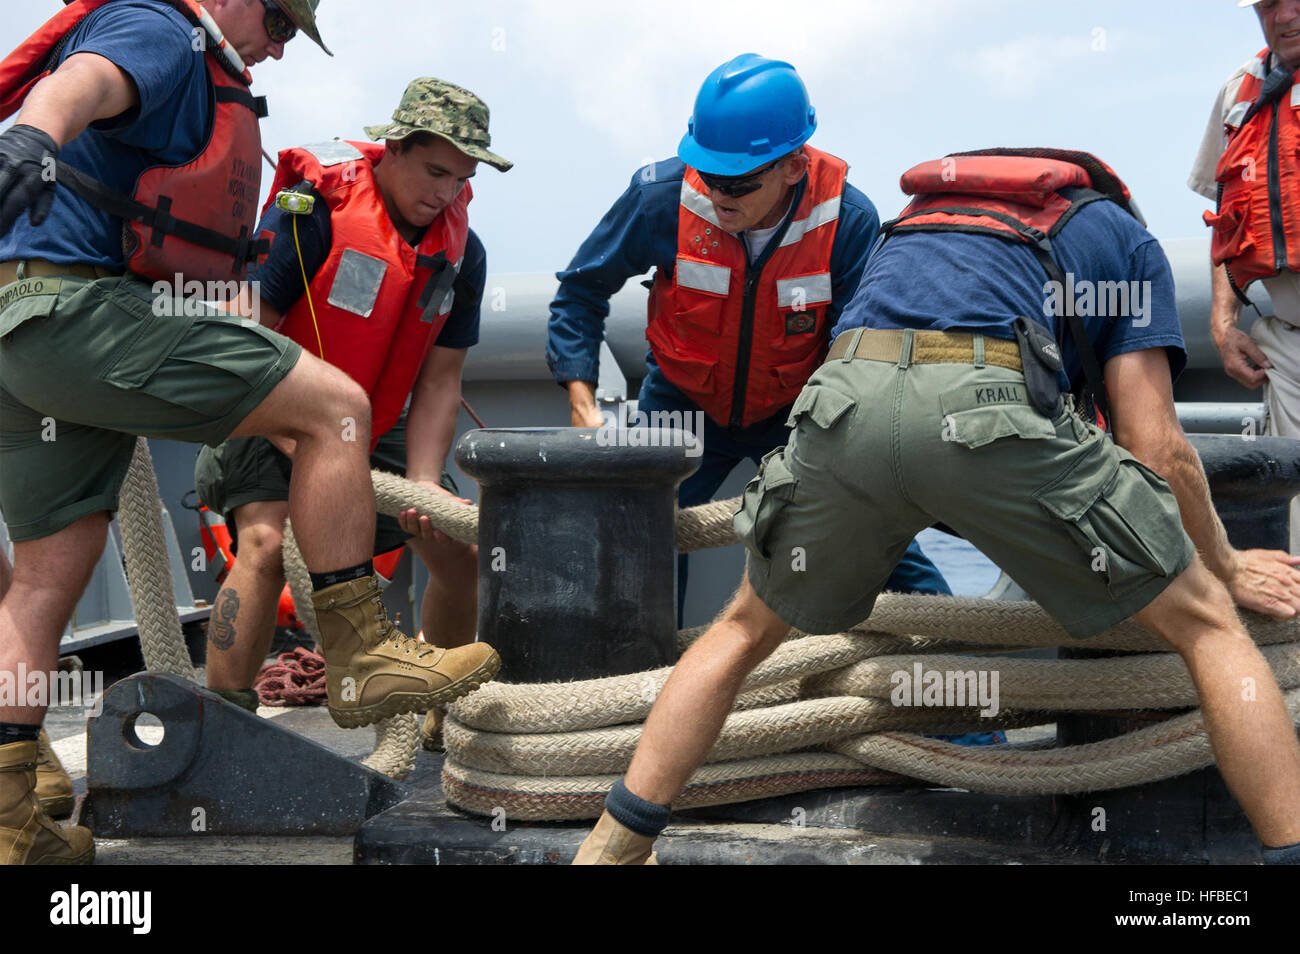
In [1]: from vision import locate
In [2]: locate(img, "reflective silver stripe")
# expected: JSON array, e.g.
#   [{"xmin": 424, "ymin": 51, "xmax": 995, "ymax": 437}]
[
  {"xmin": 302, "ymin": 141, "xmax": 365, "ymax": 167},
  {"xmin": 680, "ymin": 180, "xmax": 720, "ymax": 227},
  {"xmin": 776, "ymin": 273, "xmax": 832, "ymax": 309},
  {"xmin": 436, "ymin": 289, "xmax": 456, "ymax": 317},
  {"xmin": 676, "ymin": 257, "xmax": 731, "ymax": 296},
  {"xmin": 328, "ymin": 248, "xmax": 387, "ymax": 317},
  {"xmin": 1248, "ymin": 56, "xmax": 1267, "ymax": 80},
  {"xmin": 779, "ymin": 195, "xmax": 842, "ymax": 248},
  {"xmin": 1292, "ymin": 84, "xmax": 1300, "ymax": 109},
  {"xmin": 436, "ymin": 256, "xmax": 464, "ymax": 317},
  {"xmin": 1225, "ymin": 100, "xmax": 1251, "ymax": 129}
]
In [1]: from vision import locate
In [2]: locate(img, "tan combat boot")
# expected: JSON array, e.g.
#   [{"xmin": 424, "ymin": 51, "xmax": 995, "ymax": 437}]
[
  {"xmin": 0, "ymin": 740, "xmax": 94, "ymax": 865},
  {"xmin": 571, "ymin": 811, "xmax": 660, "ymax": 865},
  {"xmin": 312, "ymin": 575, "xmax": 500, "ymax": 728},
  {"xmin": 420, "ymin": 705, "xmax": 445, "ymax": 752},
  {"xmin": 35, "ymin": 730, "xmax": 73, "ymax": 818}
]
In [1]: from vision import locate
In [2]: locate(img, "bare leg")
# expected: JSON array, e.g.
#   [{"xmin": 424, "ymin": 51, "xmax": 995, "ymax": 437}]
[
  {"xmin": 623, "ymin": 571, "xmax": 790, "ymax": 805},
  {"xmin": 1135, "ymin": 556, "xmax": 1300, "ymax": 847},
  {"xmin": 205, "ymin": 501, "xmax": 289, "ymax": 690},
  {"xmin": 228, "ymin": 353, "xmax": 373, "ymax": 574},
  {"xmin": 407, "ymin": 535, "xmax": 477, "ymax": 648},
  {"xmin": 0, "ymin": 549, "xmax": 11, "ymax": 600},
  {"xmin": 0, "ymin": 514, "xmax": 109, "ymax": 725}
]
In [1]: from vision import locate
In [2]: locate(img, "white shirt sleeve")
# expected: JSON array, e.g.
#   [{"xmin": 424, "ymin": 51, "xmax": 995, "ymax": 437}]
[{"xmin": 1188, "ymin": 61, "xmax": 1254, "ymax": 202}]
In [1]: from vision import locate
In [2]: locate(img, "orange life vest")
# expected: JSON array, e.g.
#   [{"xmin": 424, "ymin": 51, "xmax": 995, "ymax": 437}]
[
  {"xmin": 0, "ymin": 0, "xmax": 269, "ymax": 281},
  {"xmin": 267, "ymin": 140, "xmax": 471, "ymax": 445},
  {"xmin": 646, "ymin": 145, "xmax": 847, "ymax": 428},
  {"xmin": 1204, "ymin": 49, "xmax": 1300, "ymax": 297},
  {"xmin": 881, "ymin": 148, "xmax": 1142, "ymax": 426}
]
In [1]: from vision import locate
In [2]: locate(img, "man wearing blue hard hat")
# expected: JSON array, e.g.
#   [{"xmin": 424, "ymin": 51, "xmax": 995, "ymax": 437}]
[{"xmin": 547, "ymin": 53, "xmax": 949, "ymax": 618}]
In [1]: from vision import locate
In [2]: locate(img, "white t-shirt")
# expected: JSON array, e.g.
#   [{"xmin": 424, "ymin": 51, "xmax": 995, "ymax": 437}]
[
  {"xmin": 743, "ymin": 222, "xmax": 783, "ymax": 260},
  {"xmin": 1190, "ymin": 54, "xmax": 1300, "ymax": 324},
  {"xmin": 741, "ymin": 197, "xmax": 795, "ymax": 260}
]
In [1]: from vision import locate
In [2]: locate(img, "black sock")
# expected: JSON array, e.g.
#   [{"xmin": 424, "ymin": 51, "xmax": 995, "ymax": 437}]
[
  {"xmin": 0, "ymin": 721, "xmax": 41, "ymax": 744},
  {"xmin": 605, "ymin": 777, "xmax": 671, "ymax": 837},
  {"xmin": 1262, "ymin": 840, "xmax": 1300, "ymax": 865},
  {"xmin": 310, "ymin": 560, "xmax": 373, "ymax": 591}
]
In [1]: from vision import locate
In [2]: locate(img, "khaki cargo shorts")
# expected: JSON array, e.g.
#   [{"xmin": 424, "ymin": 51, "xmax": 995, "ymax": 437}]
[
  {"xmin": 195, "ymin": 410, "xmax": 460, "ymax": 557},
  {"xmin": 0, "ymin": 273, "xmax": 301, "ymax": 542},
  {"xmin": 737, "ymin": 329, "xmax": 1195, "ymax": 638}
]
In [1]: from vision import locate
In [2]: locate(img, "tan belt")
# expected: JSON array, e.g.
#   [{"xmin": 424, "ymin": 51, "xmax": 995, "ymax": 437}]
[
  {"xmin": 826, "ymin": 328, "xmax": 1023, "ymax": 372},
  {"xmin": 0, "ymin": 258, "xmax": 119, "ymax": 287}
]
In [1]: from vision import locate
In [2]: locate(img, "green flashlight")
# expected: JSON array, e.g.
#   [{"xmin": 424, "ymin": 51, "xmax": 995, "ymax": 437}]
[{"xmin": 274, "ymin": 189, "xmax": 316, "ymax": 215}]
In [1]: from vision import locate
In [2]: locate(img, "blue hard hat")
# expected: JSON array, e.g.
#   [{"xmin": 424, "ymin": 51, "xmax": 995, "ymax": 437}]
[{"xmin": 678, "ymin": 53, "xmax": 817, "ymax": 176}]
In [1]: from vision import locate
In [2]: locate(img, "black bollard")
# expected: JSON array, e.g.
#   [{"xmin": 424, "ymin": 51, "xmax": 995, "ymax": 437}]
[
  {"xmin": 456, "ymin": 426, "xmax": 699, "ymax": 683},
  {"xmin": 1185, "ymin": 433, "xmax": 1300, "ymax": 551}
]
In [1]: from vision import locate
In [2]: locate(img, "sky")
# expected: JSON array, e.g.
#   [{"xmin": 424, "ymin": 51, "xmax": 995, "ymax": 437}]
[{"xmin": 0, "ymin": 1, "xmax": 1272, "ymax": 274}]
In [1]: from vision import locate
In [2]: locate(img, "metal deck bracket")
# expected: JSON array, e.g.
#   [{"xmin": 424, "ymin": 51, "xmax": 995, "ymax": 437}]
[{"xmin": 84, "ymin": 673, "xmax": 406, "ymax": 836}]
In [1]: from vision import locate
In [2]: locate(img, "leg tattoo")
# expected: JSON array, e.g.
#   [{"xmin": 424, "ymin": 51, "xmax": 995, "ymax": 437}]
[{"xmin": 208, "ymin": 589, "xmax": 240, "ymax": 651}]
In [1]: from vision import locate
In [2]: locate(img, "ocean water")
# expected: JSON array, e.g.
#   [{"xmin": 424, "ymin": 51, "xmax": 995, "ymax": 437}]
[{"xmin": 913, "ymin": 527, "xmax": 1002, "ymax": 597}]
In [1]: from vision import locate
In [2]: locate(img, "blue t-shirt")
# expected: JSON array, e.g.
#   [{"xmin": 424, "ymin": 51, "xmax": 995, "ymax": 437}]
[
  {"xmin": 831, "ymin": 199, "xmax": 1188, "ymax": 391},
  {"xmin": 546, "ymin": 156, "xmax": 880, "ymax": 385},
  {"xmin": 0, "ymin": 1, "xmax": 212, "ymax": 269},
  {"xmin": 248, "ymin": 185, "xmax": 487, "ymax": 349}
]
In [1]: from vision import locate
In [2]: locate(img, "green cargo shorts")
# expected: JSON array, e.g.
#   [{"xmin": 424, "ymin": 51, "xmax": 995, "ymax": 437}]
[
  {"xmin": 736, "ymin": 333, "xmax": 1195, "ymax": 638},
  {"xmin": 0, "ymin": 273, "xmax": 301, "ymax": 542},
  {"xmin": 195, "ymin": 410, "xmax": 460, "ymax": 557}
]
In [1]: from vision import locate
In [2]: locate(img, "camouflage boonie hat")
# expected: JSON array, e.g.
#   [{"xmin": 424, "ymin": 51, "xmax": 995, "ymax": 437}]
[
  {"xmin": 276, "ymin": 0, "xmax": 332, "ymax": 56},
  {"xmin": 365, "ymin": 78, "xmax": 513, "ymax": 172}
]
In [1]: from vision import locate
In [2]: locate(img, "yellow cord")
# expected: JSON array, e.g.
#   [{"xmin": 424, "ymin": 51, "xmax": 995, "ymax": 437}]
[{"xmin": 292, "ymin": 213, "xmax": 325, "ymax": 360}]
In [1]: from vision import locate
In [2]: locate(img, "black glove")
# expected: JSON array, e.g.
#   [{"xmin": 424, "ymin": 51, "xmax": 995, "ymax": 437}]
[{"xmin": 0, "ymin": 124, "xmax": 59, "ymax": 237}]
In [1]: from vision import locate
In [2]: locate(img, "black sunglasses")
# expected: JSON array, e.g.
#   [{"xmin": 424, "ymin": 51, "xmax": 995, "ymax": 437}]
[
  {"xmin": 698, "ymin": 158, "xmax": 783, "ymax": 198},
  {"xmin": 259, "ymin": 0, "xmax": 298, "ymax": 44}
]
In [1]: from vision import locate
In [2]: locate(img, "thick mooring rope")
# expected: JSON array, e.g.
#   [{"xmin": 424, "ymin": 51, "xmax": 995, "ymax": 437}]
[
  {"xmin": 371, "ymin": 468, "xmax": 741, "ymax": 553},
  {"xmin": 442, "ymin": 689, "xmax": 1300, "ymax": 822},
  {"xmin": 120, "ymin": 439, "xmax": 197, "ymax": 681},
  {"xmin": 439, "ymin": 608, "xmax": 1300, "ymax": 818},
  {"xmin": 448, "ymin": 638, "xmax": 1300, "ymax": 744}
]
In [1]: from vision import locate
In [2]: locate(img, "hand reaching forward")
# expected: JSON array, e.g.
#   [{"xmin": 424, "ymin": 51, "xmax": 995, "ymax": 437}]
[{"xmin": 1226, "ymin": 549, "xmax": 1300, "ymax": 620}]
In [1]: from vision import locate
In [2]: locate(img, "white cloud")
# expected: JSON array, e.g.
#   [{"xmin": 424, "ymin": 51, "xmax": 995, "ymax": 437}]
[
  {"xmin": 958, "ymin": 27, "xmax": 1142, "ymax": 101},
  {"xmin": 272, "ymin": 0, "xmax": 981, "ymax": 163},
  {"xmin": 489, "ymin": 0, "xmax": 976, "ymax": 156},
  {"xmin": 963, "ymin": 34, "xmax": 1097, "ymax": 99}
]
